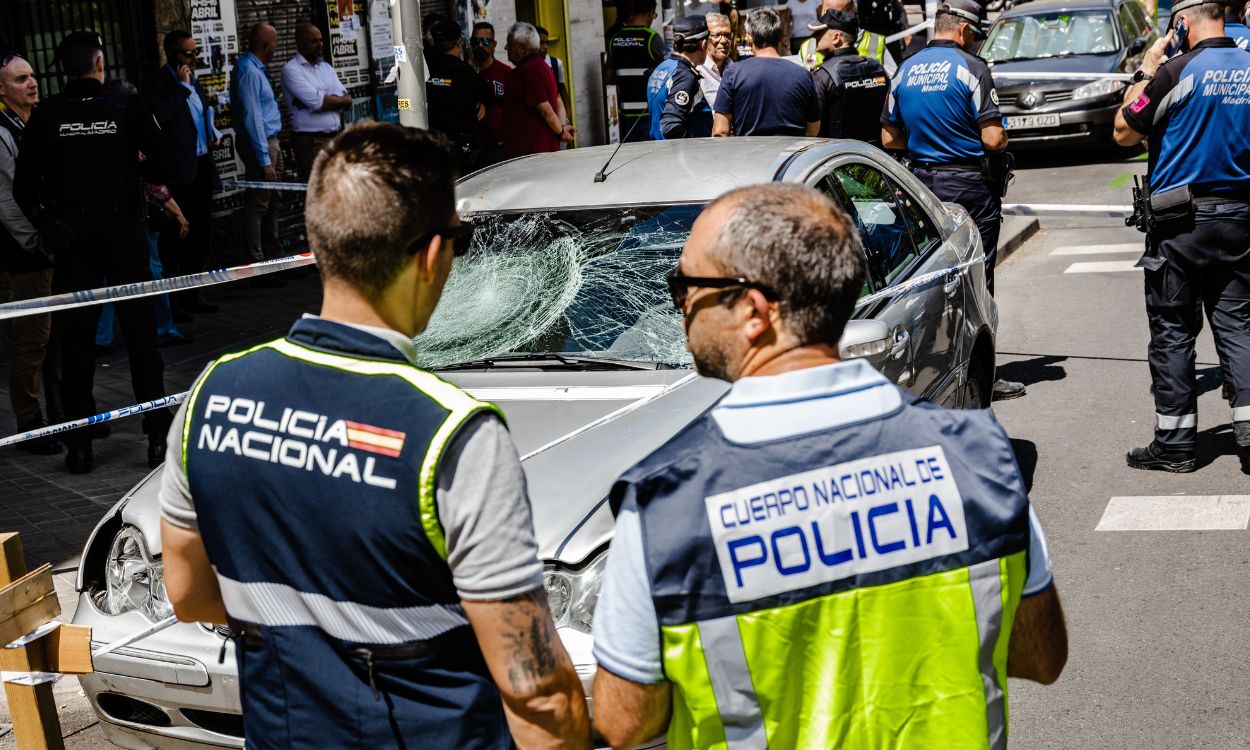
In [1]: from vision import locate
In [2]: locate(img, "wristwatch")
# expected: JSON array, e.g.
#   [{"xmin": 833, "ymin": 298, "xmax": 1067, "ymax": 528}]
[{"xmin": 1132, "ymin": 69, "xmax": 1155, "ymax": 83}]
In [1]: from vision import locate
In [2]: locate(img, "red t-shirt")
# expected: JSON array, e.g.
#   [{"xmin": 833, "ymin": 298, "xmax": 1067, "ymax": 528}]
[
  {"xmin": 477, "ymin": 58, "xmax": 512, "ymax": 151},
  {"xmin": 503, "ymin": 53, "xmax": 560, "ymax": 158}
]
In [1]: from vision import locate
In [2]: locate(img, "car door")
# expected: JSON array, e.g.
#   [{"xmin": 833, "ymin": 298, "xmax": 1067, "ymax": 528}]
[{"xmin": 824, "ymin": 162, "xmax": 962, "ymax": 403}]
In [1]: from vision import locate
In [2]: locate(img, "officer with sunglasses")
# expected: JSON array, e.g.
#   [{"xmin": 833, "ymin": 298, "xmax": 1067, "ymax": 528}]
[
  {"xmin": 468, "ymin": 22, "xmax": 512, "ymax": 167},
  {"xmin": 592, "ymin": 183, "xmax": 1067, "ymax": 749},
  {"xmin": 160, "ymin": 122, "xmax": 591, "ymax": 749}
]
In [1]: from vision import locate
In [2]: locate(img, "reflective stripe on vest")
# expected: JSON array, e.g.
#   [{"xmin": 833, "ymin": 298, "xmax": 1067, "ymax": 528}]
[
  {"xmin": 802, "ymin": 33, "xmax": 885, "ymax": 70},
  {"xmin": 660, "ymin": 552, "xmax": 1026, "ymax": 749}
]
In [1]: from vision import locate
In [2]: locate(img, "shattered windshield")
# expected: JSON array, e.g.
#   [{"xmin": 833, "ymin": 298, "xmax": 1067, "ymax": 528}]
[
  {"xmin": 414, "ymin": 205, "xmax": 700, "ymax": 369},
  {"xmin": 984, "ymin": 11, "xmax": 1120, "ymax": 62}
]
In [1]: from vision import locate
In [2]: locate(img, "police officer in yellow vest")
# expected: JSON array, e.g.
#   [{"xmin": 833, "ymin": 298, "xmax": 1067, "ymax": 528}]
[
  {"xmin": 160, "ymin": 123, "xmax": 591, "ymax": 749},
  {"xmin": 591, "ymin": 184, "xmax": 1068, "ymax": 750},
  {"xmin": 800, "ymin": 0, "xmax": 897, "ymax": 74}
]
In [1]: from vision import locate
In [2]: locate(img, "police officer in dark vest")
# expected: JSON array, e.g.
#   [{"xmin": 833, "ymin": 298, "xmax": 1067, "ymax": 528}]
[
  {"xmin": 646, "ymin": 15, "xmax": 713, "ymax": 140},
  {"xmin": 1114, "ymin": 0, "xmax": 1250, "ymax": 474},
  {"xmin": 808, "ymin": 8, "xmax": 890, "ymax": 143},
  {"xmin": 607, "ymin": 0, "xmax": 665, "ymax": 141},
  {"xmin": 160, "ymin": 123, "xmax": 592, "ymax": 749},
  {"xmin": 426, "ymin": 21, "xmax": 491, "ymax": 169},
  {"xmin": 881, "ymin": 0, "xmax": 1027, "ymax": 402},
  {"xmin": 14, "ymin": 31, "xmax": 174, "ymax": 473},
  {"xmin": 590, "ymin": 184, "xmax": 1067, "ymax": 749}
]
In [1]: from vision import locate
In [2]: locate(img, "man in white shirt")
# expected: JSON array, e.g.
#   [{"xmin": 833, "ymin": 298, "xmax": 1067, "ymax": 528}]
[
  {"xmin": 280, "ymin": 23, "xmax": 352, "ymax": 179},
  {"xmin": 697, "ymin": 12, "xmax": 735, "ymax": 108}
]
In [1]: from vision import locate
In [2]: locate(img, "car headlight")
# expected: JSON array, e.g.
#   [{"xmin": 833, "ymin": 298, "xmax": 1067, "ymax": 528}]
[
  {"xmin": 543, "ymin": 553, "xmax": 607, "ymax": 634},
  {"xmin": 96, "ymin": 525, "xmax": 173, "ymax": 621},
  {"xmin": 1072, "ymin": 78, "xmax": 1124, "ymax": 100}
]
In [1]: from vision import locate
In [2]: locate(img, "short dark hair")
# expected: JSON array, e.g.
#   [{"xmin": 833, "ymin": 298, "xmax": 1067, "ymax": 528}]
[
  {"xmin": 536, "ymin": 25, "xmax": 550, "ymax": 36},
  {"xmin": 60, "ymin": 46, "xmax": 101, "ymax": 77},
  {"xmin": 630, "ymin": 0, "xmax": 658, "ymax": 16},
  {"xmin": 745, "ymin": 7, "xmax": 783, "ymax": 49},
  {"xmin": 934, "ymin": 11, "xmax": 966, "ymax": 34},
  {"xmin": 1186, "ymin": 2, "xmax": 1223, "ymax": 21},
  {"xmin": 473, "ymin": 21, "xmax": 495, "ymax": 35},
  {"xmin": 163, "ymin": 29, "xmax": 193, "ymax": 62},
  {"xmin": 707, "ymin": 184, "xmax": 866, "ymax": 346},
  {"xmin": 306, "ymin": 123, "xmax": 459, "ymax": 300}
]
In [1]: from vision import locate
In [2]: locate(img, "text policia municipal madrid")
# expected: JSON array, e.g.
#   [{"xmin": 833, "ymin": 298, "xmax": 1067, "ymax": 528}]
[
  {"xmin": 705, "ymin": 446, "xmax": 968, "ymax": 603},
  {"xmin": 193, "ymin": 395, "xmax": 406, "ymax": 490}
]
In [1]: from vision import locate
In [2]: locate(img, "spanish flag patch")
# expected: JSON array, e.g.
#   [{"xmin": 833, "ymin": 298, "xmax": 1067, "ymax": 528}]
[{"xmin": 345, "ymin": 421, "xmax": 407, "ymax": 458}]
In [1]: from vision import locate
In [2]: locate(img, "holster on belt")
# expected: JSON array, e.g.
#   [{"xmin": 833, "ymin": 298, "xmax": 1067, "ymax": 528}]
[
  {"xmin": 1130, "ymin": 179, "xmax": 1193, "ymax": 272},
  {"xmin": 981, "ymin": 152, "xmax": 1015, "ymax": 198}
]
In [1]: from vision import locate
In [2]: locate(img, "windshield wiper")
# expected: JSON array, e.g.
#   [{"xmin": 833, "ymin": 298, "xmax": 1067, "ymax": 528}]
[{"xmin": 437, "ymin": 353, "xmax": 672, "ymax": 371}]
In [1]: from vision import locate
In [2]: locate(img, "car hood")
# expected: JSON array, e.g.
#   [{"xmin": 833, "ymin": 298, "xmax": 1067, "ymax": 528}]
[
  {"xmin": 991, "ymin": 53, "xmax": 1121, "ymax": 89},
  {"xmin": 116, "ymin": 369, "xmax": 728, "ymax": 567}
]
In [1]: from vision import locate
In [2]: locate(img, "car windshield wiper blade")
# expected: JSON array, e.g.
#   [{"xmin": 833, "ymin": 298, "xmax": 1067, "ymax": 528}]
[{"xmin": 437, "ymin": 353, "xmax": 670, "ymax": 371}]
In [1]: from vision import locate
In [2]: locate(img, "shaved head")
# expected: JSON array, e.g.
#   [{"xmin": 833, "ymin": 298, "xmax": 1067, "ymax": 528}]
[
  {"xmin": 249, "ymin": 22, "xmax": 277, "ymax": 62},
  {"xmin": 296, "ymin": 22, "xmax": 325, "ymax": 61}
]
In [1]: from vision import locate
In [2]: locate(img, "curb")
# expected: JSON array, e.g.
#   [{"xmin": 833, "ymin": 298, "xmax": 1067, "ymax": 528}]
[{"xmin": 996, "ymin": 216, "xmax": 1040, "ymax": 266}]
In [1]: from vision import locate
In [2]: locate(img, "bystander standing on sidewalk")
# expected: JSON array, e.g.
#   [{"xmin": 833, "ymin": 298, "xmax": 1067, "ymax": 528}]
[
  {"xmin": 468, "ymin": 22, "xmax": 512, "ymax": 168},
  {"xmin": 161, "ymin": 122, "xmax": 592, "ymax": 750},
  {"xmin": 231, "ymin": 23, "xmax": 286, "ymax": 274},
  {"xmin": 712, "ymin": 7, "xmax": 821, "ymax": 136},
  {"xmin": 281, "ymin": 23, "xmax": 351, "ymax": 181},
  {"xmin": 697, "ymin": 13, "xmax": 735, "ymax": 108},
  {"xmin": 0, "ymin": 50, "xmax": 61, "ymax": 454},
  {"xmin": 537, "ymin": 26, "xmax": 572, "ymax": 120},
  {"xmin": 503, "ymin": 23, "xmax": 574, "ymax": 157},
  {"xmin": 144, "ymin": 30, "xmax": 221, "ymax": 319}
]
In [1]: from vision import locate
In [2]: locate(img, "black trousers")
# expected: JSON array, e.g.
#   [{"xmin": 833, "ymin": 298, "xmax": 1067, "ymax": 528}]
[
  {"xmin": 160, "ymin": 154, "xmax": 214, "ymax": 303},
  {"xmin": 1146, "ymin": 200, "xmax": 1250, "ymax": 450},
  {"xmin": 913, "ymin": 166, "xmax": 1002, "ymax": 295},
  {"xmin": 50, "ymin": 212, "xmax": 171, "ymax": 441}
]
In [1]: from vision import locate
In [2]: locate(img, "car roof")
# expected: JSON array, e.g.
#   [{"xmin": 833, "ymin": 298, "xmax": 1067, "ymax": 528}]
[
  {"xmin": 999, "ymin": 0, "xmax": 1119, "ymax": 17},
  {"xmin": 456, "ymin": 136, "xmax": 833, "ymax": 213}
]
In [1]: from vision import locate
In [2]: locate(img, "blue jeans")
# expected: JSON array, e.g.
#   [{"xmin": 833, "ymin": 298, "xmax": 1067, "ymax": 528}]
[{"xmin": 96, "ymin": 226, "xmax": 180, "ymax": 345}]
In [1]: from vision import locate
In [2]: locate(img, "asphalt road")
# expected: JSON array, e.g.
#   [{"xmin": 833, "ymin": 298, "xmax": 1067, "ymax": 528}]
[{"xmin": 1000, "ymin": 147, "xmax": 1250, "ymax": 748}]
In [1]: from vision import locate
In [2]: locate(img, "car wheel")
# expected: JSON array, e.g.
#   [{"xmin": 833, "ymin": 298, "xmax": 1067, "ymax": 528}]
[{"xmin": 965, "ymin": 359, "xmax": 992, "ymax": 409}]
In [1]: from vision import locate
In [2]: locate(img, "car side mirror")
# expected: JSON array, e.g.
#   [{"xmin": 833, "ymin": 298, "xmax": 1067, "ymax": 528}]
[
  {"xmin": 839, "ymin": 319, "xmax": 891, "ymax": 361},
  {"xmin": 1129, "ymin": 35, "xmax": 1149, "ymax": 55}
]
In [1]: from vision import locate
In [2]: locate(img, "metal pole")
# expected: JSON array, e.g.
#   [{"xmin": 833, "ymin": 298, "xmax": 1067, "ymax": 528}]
[{"xmin": 392, "ymin": 0, "xmax": 429, "ymax": 129}]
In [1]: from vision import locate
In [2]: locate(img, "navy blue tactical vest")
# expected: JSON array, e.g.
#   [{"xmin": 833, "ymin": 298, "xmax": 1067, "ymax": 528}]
[{"xmin": 181, "ymin": 318, "xmax": 510, "ymax": 749}]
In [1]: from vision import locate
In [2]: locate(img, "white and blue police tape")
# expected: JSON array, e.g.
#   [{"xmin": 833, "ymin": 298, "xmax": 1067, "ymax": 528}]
[
  {"xmin": 886, "ymin": 20, "xmax": 933, "ymax": 44},
  {"xmin": 92, "ymin": 615, "xmax": 180, "ymax": 660},
  {"xmin": 0, "ymin": 394, "xmax": 188, "ymax": 448},
  {"xmin": 227, "ymin": 180, "xmax": 310, "ymax": 192},
  {"xmin": 0, "ymin": 252, "xmax": 316, "ymax": 322},
  {"xmin": 1002, "ymin": 203, "xmax": 1134, "ymax": 218},
  {"xmin": 0, "ymin": 615, "xmax": 180, "ymax": 683}
]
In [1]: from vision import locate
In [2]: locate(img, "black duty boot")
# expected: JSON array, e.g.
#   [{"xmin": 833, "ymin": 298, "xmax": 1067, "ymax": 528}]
[
  {"xmin": 65, "ymin": 442, "xmax": 94, "ymax": 474},
  {"xmin": 992, "ymin": 378, "xmax": 1027, "ymax": 401},
  {"xmin": 1126, "ymin": 441, "xmax": 1197, "ymax": 473},
  {"xmin": 15, "ymin": 422, "xmax": 63, "ymax": 456},
  {"xmin": 148, "ymin": 434, "xmax": 167, "ymax": 469},
  {"xmin": 1239, "ymin": 446, "xmax": 1249, "ymax": 476}
]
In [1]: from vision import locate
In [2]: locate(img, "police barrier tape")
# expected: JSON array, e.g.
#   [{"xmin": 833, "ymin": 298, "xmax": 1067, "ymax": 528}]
[
  {"xmin": 0, "ymin": 394, "xmax": 187, "ymax": 448},
  {"xmin": 227, "ymin": 179, "xmax": 310, "ymax": 192},
  {"xmin": 0, "ymin": 616, "xmax": 181, "ymax": 685},
  {"xmin": 886, "ymin": 20, "xmax": 933, "ymax": 44},
  {"xmin": 0, "ymin": 252, "xmax": 316, "ymax": 322},
  {"xmin": 0, "ymin": 201, "xmax": 1134, "ymax": 447}
]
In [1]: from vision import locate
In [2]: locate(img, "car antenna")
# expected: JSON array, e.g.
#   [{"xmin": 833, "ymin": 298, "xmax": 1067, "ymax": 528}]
[{"xmin": 594, "ymin": 117, "xmax": 644, "ymax": 183}]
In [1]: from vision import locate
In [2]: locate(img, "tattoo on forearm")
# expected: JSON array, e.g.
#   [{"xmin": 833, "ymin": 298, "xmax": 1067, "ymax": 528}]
[{"xmin": 504, "ymin": 590, "xmax": 561, "ymax": 696}]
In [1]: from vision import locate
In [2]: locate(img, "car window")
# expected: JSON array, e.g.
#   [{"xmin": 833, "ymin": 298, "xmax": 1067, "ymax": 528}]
[
  {"xmin": 894, "ymin": 185, "xmax": 940, "ymax": 259},
  {"xmin": 817, "ymin": 176, "xmax": 876, "ymax": 299},
  {"xmin": 1127, "ymin": 2, "xmax": 1150, "ymax": 37},
  {"xmin": 984, "ymin": 11, "xmax": 1120, "ymax": 61},
  {"xmin": 832, "ymin": 164, "xmax": 918, "ymax": 286}
]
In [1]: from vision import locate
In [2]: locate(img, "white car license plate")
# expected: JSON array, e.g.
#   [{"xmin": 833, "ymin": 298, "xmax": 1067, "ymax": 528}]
[{"xmin": 1005, "ymin": 114, "xmax": 1060, "ymax": 129}]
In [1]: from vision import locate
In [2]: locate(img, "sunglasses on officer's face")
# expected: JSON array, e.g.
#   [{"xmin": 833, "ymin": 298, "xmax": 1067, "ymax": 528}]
[
  {"xmin": 412, "ymin": 222, "xmax": 477, "ymax": 257},
  {"xmin": 666, "ymin": 267, "xmax": 779, "ymax": 312},
  {"xmin": 470, "ymin": 37, "xmax": 495, "ymax": 46}
]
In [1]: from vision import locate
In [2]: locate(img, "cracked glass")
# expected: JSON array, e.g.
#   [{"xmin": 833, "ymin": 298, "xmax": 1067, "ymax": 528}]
[{"xmin": 414, "ymin": 205, "xmax": 702, "ymax": 369}]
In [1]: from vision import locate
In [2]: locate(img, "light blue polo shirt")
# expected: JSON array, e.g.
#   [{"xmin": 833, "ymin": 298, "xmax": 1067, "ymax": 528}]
[{"xmin": 592, "ymin": 359, "xmax": 1054, "ymax": 684}]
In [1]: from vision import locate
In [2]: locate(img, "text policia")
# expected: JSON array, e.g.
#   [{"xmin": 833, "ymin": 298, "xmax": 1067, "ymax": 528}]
[{"xmin": 705, "ymin": 446, "xmax": 969, "ymax": 603}]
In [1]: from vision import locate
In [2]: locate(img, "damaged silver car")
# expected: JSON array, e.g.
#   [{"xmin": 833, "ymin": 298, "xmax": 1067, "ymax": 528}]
[{"xmin": 71, "ymin": 137, "xmax": 999, "ymax": 749}]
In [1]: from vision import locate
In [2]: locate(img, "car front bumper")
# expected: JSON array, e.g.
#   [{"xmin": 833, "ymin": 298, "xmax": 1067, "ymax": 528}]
[
  {"xmin": 1000, "ymin": 96, "xmax": 1122, "ymax": 146},
  {"xmin": 75, "ymin": 593, "xmax": 661, "ymax": 749}
]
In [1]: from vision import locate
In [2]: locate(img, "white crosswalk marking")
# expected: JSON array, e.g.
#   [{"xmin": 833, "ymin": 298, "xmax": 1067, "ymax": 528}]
[
  {"xmin": 1096, "ymin": 496, "xmax": 1250, "ymax": 531},
  {"xmin": 1051, "ymin": 243, "xmax": 1142, "ymax": 256},
  {"xmin": 1064, "ymin": 260, "xmax": 1143, "ymax": 274}
]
